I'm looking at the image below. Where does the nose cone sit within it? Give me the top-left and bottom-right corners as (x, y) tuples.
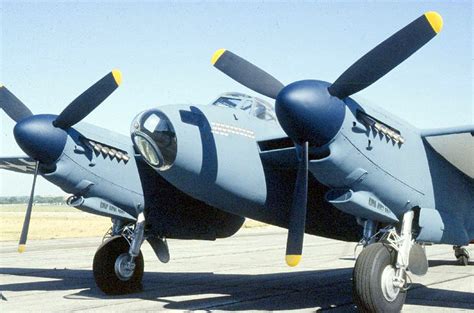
(14, 114), (67, 164)
(275, 80), (346, 146)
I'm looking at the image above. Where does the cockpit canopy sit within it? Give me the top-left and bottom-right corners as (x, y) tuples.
(211, 92), (276, 122)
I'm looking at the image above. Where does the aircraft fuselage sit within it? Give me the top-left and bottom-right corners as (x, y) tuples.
(151, 98), (473, 245)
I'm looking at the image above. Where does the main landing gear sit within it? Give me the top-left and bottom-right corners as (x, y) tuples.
(93, 213), (171, 295)
(353, 211), (422, 313)
(93, 213), (146, 295)
(93, 235), (144, 294)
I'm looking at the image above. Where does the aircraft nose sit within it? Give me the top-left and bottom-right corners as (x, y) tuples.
(275, 80), (346, 147)
(14, 114), (67, 164)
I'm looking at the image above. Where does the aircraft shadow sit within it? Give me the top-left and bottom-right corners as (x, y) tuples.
(1, 267), (473, 311)
(428, 259), (474, 267)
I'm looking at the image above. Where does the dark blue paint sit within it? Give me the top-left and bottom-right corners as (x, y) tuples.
(275, 80), (346, 146)
(328, 14), (438, 99)
(179, 107), (218, 183)
(53, 71), (119, 129)
(14, 114), (67, 164)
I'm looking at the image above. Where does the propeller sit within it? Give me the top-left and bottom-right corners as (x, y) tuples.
(0, 85), (33, 122)
(212, 49), (284, 99)
(18, 161), (39, 253)
(328, 11), (443, 99)
(212, 11), (443, 266)
(285, 142), (308, 266)
(53, 70), (122, 129)
(1, 70), (122, 252)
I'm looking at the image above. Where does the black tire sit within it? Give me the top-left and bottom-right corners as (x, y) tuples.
(353, 243), (406, 313)
(93, 236), (144, 295)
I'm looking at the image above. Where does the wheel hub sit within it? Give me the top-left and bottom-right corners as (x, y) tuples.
(381, 265), (400, 302)
(114, 253), (135, 281)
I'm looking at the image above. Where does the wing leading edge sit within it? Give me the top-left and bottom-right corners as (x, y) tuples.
(421, 126), (474, 178)
(0, 156), (36, 174)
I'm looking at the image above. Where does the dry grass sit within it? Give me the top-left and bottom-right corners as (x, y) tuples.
(0, 205), (111, 241)
(242, 219), (268, 228)
(0, 205), (267, 242)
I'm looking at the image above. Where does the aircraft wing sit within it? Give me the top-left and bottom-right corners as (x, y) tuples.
(0, 156), (37, 174)
(421, 126), (474, 178)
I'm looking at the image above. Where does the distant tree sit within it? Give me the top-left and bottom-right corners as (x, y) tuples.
(0, 196), (65, 205)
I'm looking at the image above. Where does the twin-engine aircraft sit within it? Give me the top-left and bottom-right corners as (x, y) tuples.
(1, 11), (472, 313)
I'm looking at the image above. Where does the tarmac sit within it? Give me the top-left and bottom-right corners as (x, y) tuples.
(0, 226), (473, 312)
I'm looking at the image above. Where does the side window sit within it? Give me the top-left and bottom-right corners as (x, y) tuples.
(253, 103), (266, 119)
(240, 99), (253, 111)
(252, 103), (276, 121)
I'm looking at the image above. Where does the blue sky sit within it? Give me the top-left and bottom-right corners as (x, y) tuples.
(1, 0), (472, 196)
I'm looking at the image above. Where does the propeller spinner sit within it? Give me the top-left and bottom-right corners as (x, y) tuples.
(212, 11), (443, 266)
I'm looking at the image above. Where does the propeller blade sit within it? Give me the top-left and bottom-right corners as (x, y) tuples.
(285, 141), (309, 267)
(0, 85), (33, 122)
(211, 49), (285, 99)
(328, 11), (443, 99)
(53, 70), (122, 129)
(18, 161), (39, 253)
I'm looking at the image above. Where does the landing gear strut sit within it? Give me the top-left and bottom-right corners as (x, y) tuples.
(454, 246), (470, 266)
(353, 211), (414, 313)
(93, 213), (146, 295)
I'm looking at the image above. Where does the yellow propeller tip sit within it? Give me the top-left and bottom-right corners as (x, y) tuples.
(286, 255), (301, 267)
(425, 11), (443, 33)
(18, 244), (26, 253)
(211, 49), (226, 65)
(111, 69), (122, 86)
